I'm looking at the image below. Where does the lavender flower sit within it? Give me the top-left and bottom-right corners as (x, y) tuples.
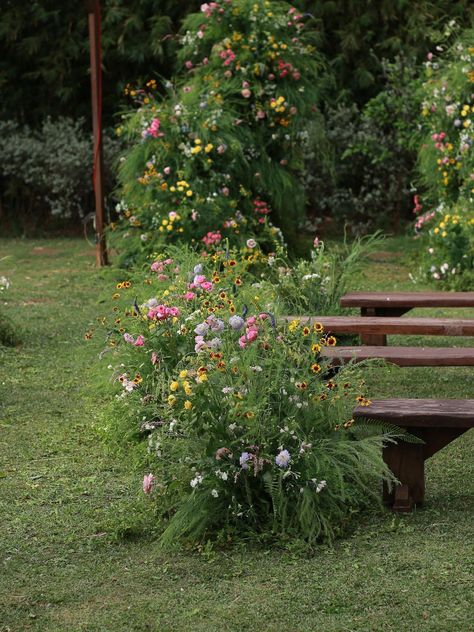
(275, 449), (291, 468)
(239, 452), (251, 470)
(194, 322), (209, 336)
(229, 315), (245, 330)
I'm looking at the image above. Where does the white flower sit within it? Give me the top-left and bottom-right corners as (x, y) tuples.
(246, 238), (257, 249)
(211, 489), (219, 498)
(316, 480), (327, 493)
(190, 474), (203, 488)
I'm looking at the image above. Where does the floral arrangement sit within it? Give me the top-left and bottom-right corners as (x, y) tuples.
(111, 0), (324, 265)
(96, 245), (396, 547)
(414, 28), (474, 288)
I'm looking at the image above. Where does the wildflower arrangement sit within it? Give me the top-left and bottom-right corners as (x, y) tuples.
(97, 246), (396, 547)
(415, 28), (474, 287)
(111, 0), (323, 265)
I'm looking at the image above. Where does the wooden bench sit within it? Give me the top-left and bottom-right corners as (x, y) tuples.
(322, 346), (474, 367)
(340, 292), (474, 345)
(284, 316), (474, 339)
(353, 399), (474, 511)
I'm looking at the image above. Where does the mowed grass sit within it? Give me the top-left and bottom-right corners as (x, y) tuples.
(0, 238), (473, 632)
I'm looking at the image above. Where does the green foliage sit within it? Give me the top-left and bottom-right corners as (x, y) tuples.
(303, 0), (474, 105)
(259, 233), (383, 315)
(0, 118), (120, 234)
(0, 0), (198, 127)
(303, 56), (423, 231)
(111, 0), (324, 259)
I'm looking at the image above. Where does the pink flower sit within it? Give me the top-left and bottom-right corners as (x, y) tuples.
(184, 291), (196, 300)
(185, 60), (193, 69)
(164, 166), (171, 175)
(194, 274), (206, 285)
(151, 352), (159, 365)
(241, 89), (251, 98)
(313, 236), (320, 248)
(256, 110), (266, 119)
(201, 281), (213, 292)
(134, 335), (145, 347)
(123, 333), (135, 344)
(143, 473), (155, 494)
(157, 274), (168, 282)
(195, 335), (207, 352)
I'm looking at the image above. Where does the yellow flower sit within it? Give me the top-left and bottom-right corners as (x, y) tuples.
(170, 381), (179, 392)
(205, 143), (213, 153)
(179, 370), (188, 379)
(167, 395), (176, 405)
(184, 400), (193, 410)
(186, 190), (193, 197)
(288, 319), (299, 332)
(197, 373), (208, 383)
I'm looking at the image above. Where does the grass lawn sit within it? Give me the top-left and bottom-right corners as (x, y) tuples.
(0, 237), (473, 632)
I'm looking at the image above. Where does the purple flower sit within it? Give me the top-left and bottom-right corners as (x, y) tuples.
(275, 449), (291, 468)
(194, 322), (209, 336)
(239, 452), (251, 469)
(229, 315), (245, 330)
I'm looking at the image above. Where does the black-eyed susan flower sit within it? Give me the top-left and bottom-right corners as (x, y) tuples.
(311, 343), (321, 353)
(311, 363), (321, 374)
(302, 326), (311, 336)
(326, 336), (337, 347)
(313, 321), (324, 333)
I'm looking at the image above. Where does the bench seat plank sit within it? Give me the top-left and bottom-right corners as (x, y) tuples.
(340, 291), (474, 309)
(284, 316), (474, 337)
(353, 398), (474, 428)
(322, 346), (474, 367)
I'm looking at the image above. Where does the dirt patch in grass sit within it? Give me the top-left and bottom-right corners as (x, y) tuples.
(31, 247), (62, 256)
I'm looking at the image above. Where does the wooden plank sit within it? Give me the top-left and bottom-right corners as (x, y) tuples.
(283, 316), (474, 336)
(322, 346), (474, 367)
(340, 291), (474, 309)
(353, 399), (474, 427)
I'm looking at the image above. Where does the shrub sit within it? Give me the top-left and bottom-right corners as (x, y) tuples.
(110, 0), (325, 263)
(0, 118), (120, 235)
(94, 244), (398, 548)
(303, 56), (422, 233)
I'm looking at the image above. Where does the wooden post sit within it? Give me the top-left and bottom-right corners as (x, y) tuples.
(86, 0), (108, 266)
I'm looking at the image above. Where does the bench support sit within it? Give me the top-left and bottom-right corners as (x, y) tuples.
(383, 427), (468, 512)
(360, 307), (410, 345)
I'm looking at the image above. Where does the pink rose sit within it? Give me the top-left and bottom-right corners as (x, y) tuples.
(201, 281), (213, 291)
(184, 291), (196, 300)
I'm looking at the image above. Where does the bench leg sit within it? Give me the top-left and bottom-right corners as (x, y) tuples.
(382, 442), (425, 511)
(360, 308), (387, 346)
